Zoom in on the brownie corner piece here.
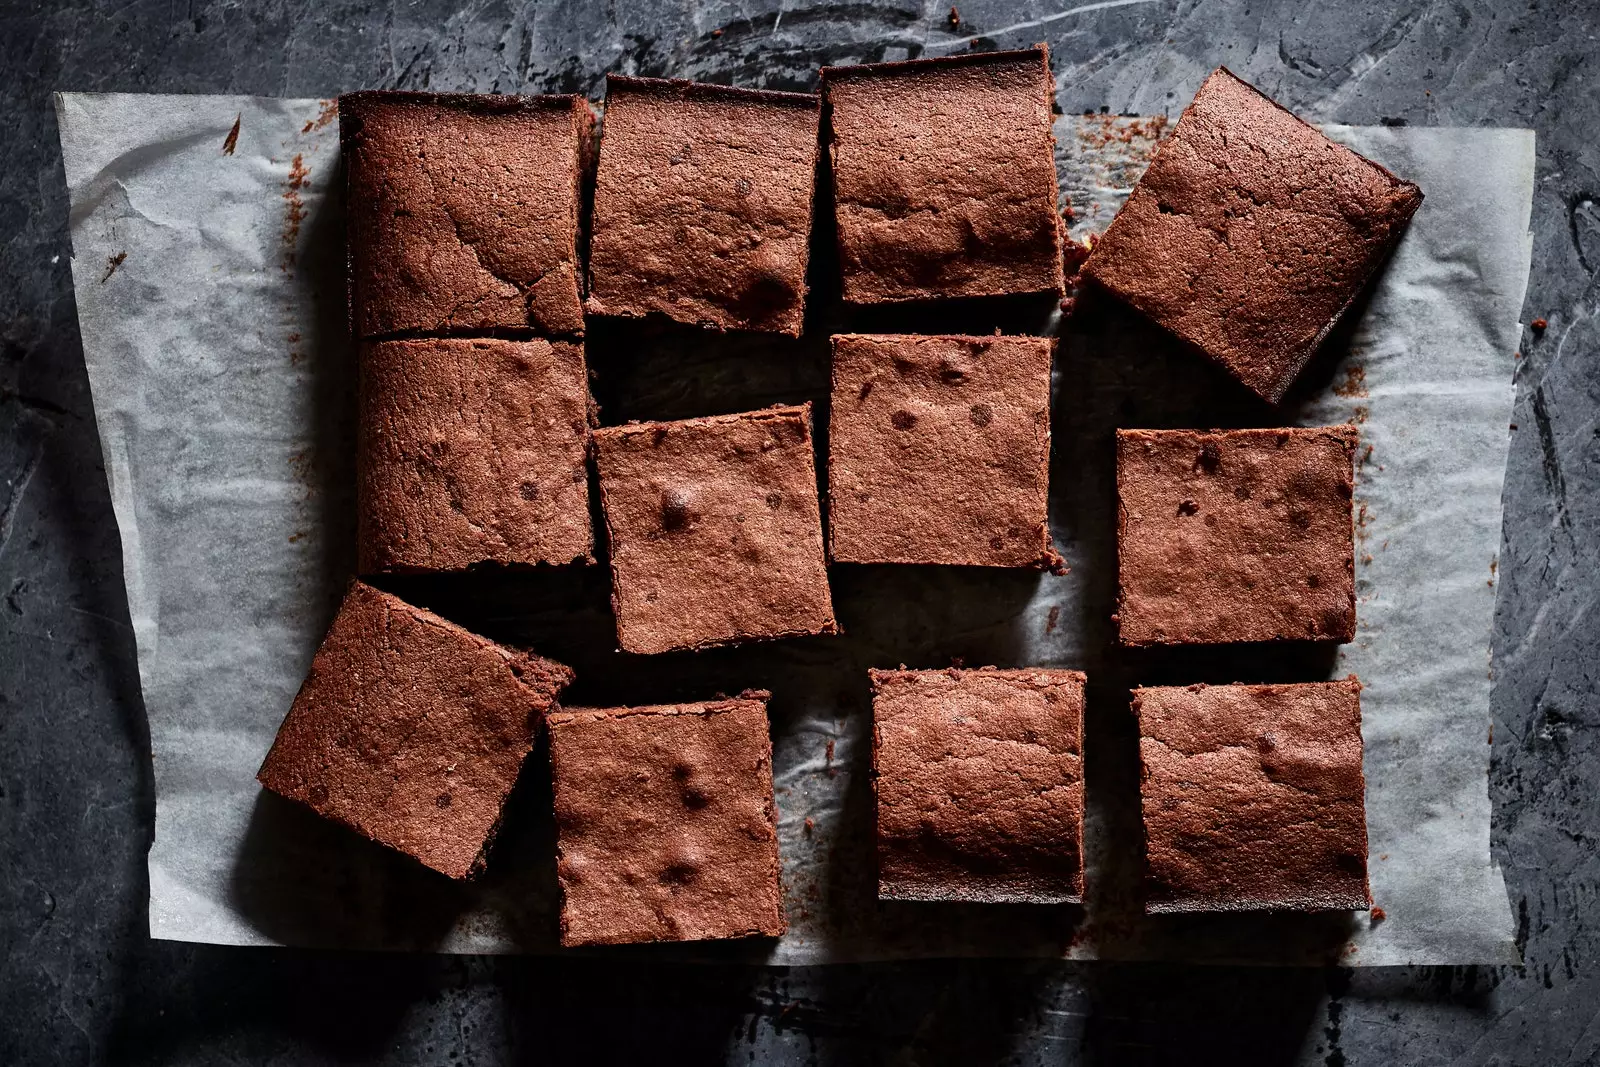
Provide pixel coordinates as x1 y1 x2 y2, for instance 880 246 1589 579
257 580 573 880
871 666 1086 903
548 695 784 946
593 404 836 655
822 47 1065 305
358 335 593 573
587 77 820 336
1135 678 1370 913
341 91 592 338
827 333 1057 567
1081 67 1423 403
1116 426 1356 646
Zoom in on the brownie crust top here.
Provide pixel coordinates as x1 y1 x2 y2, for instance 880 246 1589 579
1082 68 1424 403
358 336 593 573
1135 679 1370 913
257 581 573 880
823 47 1067 304
828 333 1057 568
1117 426 1357 646
593 404 837 656
871 667 1086 903
547 696 784 946
342 91 592 338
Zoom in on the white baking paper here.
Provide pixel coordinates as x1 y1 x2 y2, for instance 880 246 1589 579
58 92 1529 964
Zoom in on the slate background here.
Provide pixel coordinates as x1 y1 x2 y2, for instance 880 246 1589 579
2 0 1597 1063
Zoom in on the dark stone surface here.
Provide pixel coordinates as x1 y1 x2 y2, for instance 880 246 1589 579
1 0 1596 1062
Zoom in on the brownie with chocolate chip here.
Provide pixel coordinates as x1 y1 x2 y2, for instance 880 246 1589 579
1080 68 1423 403
1135 679 1370 913
592 404 836 655
872 666 1086 903
342 91 594 338
586 77 820 336
358 336 593 573
1116 426 1357 646
257 580 573 880
821 47 1066 305
828 333 1058 568
547 694 784 946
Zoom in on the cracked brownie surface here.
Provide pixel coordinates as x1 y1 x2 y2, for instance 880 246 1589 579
1081 67 1423 403
547 696 784 946
587 77 819 336
822 47 1066 305
257 581 573 880
593 404 836 656
358 336 593 573
828 333 1058 568
871 667 1085 903
1116 426 1357 646
342 91 592 338
1135 679 1370 913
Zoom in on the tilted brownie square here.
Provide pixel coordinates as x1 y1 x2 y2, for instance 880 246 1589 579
587 77 820 336
358 336 593 573
828 333 1058 568
1116 427 1357 646
1081 68 1423 403
258 581 573 880
342 91 593 338
1135 679 1370 913
872 667 1086 903
822 47 1066 305
593 404 837 655
548 695 784 946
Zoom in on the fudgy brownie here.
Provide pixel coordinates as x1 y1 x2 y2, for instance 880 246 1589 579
828 333 1058 568
358 336 593 573
1135 679 1370 913
587 77 820 336
1080 68 1424 403
342 91 593 338
1116 427 1357 646
257 581 573 880
822 47 1066 304
547 695 784 946
593 404 837 655
872 667 1086 903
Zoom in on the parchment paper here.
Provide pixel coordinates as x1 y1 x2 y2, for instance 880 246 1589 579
58 91 1530 964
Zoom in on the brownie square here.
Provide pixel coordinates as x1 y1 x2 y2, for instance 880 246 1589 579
547 695 784 946
587 77 820 336
1116 427 1356 646
593 404 837 655
828 333 1058 568
358 336 593 573
1081 68 1424 403
871 667 1086 903
342 91 593 339
822 47 1066 305
1135 679 1370 913
257 581 572 880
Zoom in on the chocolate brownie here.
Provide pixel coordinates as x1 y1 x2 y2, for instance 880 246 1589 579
828 333 1058 568
1116 427 1357 646
1080 68 1424 403
342 91 593 338
593 404 837 655
358 336 593 573
587 77 820 336
257 581 572 880
547 695 784 946
871 667 1085 903
1135 679 1370 912
822 47 1066 304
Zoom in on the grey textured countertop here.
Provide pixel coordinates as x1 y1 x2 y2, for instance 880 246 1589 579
2 1 1597 1063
